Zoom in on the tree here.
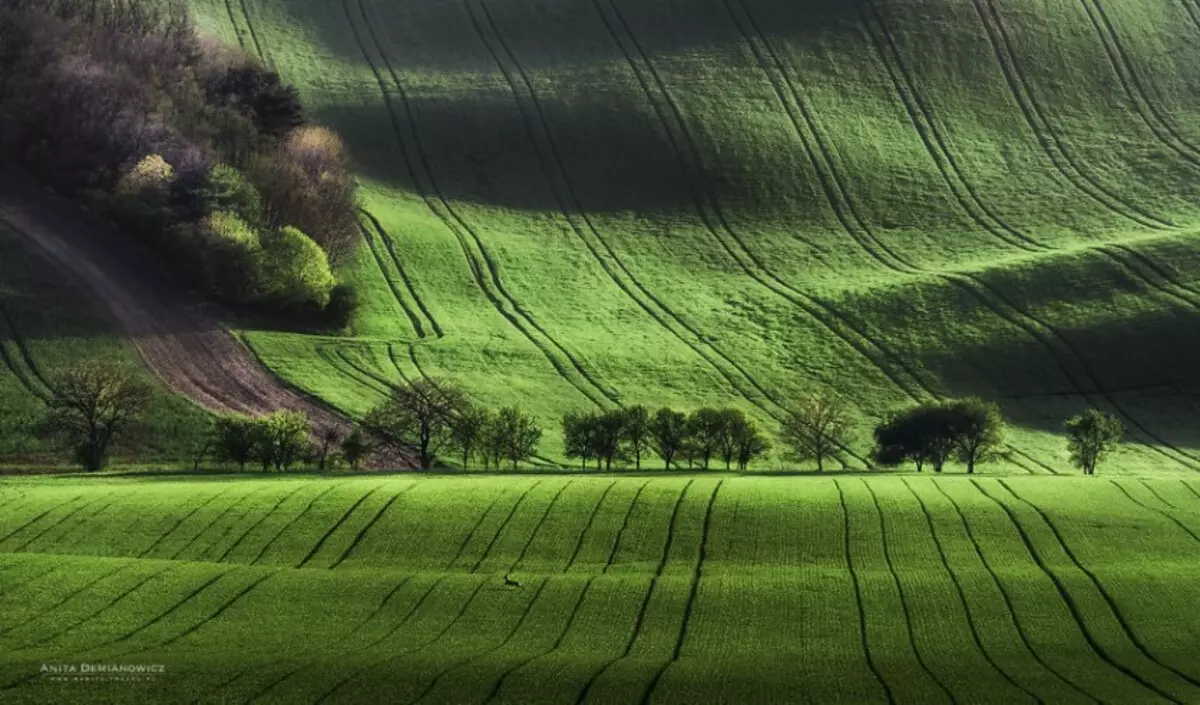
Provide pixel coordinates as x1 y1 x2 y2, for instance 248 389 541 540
38 362 151 472
649 407 687 470
716 408 750 470
449 403 490 470
316 425 341 471
687 408 726 470
621 405 652 470
252 410 310 471
872 402 965 473
340 427 372 471
258 225 336 309
493 407 543 470
780 392 853 472
562 411 596 471
733 418 770 471
591 409 628 471
212 415 258 471
1065 408 1123 475
948 398 1005 474
363 378 468 469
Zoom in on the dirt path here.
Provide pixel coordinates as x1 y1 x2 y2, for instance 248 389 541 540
0 171 350 437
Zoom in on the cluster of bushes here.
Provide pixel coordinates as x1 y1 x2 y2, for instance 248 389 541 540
200 411 373 472
0 0 358 326
562 406 770 471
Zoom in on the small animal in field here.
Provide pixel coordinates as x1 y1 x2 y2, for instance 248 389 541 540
503 575 522 588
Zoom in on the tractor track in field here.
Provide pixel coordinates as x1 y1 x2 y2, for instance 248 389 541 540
296 484 386 567
330 482 417 568
7 492 115 554
970 0 1174 230
1140 480 1193 512
484 576 596 704
231 573 436 703
138 486 240 559
0 564 64 606
447 488 514 570
857 0 1047 254
604 480 652 572
1080 0 1200 165
409 577 552 704
222 0 247 50
168 486 273 562
344 0 619 411
0 306 52 400
333 344 398 394
1182 480 1200 503
470 480 546 573
506 481 575 575
901 479 1045 704
316 577 490 704
55 496 121 552
0 175 353 440
999 480 1200 691
564 481 618 572
248 483 341 565
931 481 1101 703
642 480 724 703
574 479 693 705
730 0 1196 473
1185 0 1200 31
314 344 392 398
860 479 959 704
1108 480 1200 545
360 208 444 338
466 0 790 425
10 563 177 653
238 0 270 69
154 571 275 649
973 479 1188 703
214 483 308 563
834 479 896 704
0 494 84 546
0 563 134 639
359 210 440 340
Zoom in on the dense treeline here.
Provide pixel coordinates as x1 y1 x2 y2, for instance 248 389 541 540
0 0 358 325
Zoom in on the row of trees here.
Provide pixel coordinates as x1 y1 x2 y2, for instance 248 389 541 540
0 0 358 326
31 362 1126 475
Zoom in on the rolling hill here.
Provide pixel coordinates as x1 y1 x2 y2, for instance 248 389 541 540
165 0 1200 470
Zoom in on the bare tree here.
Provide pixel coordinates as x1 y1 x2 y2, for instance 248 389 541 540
780 392 853 472
39 362 151 472
364 378 468 469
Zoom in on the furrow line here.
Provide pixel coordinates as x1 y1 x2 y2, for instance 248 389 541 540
314 343 392 397
296 484 384 568
316 577 490 704
861 479 958 703
931 481 1101 702
155 572 275 648
470 480 546 573
339 0 612 409
7 493 112 553
641 480 724 703
329 482 416 569
1000 479 1200 690
507 481 575 575
1139 480 1186 511
603 480 652 572
0 563 133 638
222 0 247 50
239 0 269 68
1081 0 1200 165
901 478 1043 703
574 479 693 704
215 483 309 564
470 0 789 422
248 483 341 565
1108 480 1200 545
447 488 511 570
0 494 85 546
169 485 272 561
970 0 1174 229
410 578 552 705
361 207 444 338
137 486 239 559
564 480 618 572
359 218 427 339
972 479 1186 702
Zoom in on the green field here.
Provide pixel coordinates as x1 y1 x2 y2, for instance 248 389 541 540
0 474 1198 703
160 0 1200 469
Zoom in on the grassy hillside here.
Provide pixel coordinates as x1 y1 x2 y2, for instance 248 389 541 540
177 0 1200 470
0 224 210 464
1 474 1198 702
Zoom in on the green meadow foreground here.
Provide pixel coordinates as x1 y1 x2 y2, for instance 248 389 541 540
1 474 1199 703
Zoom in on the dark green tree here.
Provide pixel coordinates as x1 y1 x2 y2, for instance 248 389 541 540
621 405 652 470
649 407 687 470
1065 408 1123 475
364 378 468 469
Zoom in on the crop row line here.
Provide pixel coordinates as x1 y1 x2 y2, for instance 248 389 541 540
5 492 113 554
0 494 84 546
0 306 51 402
359 216 429 340
506 481 575 575
466 0 790 426
167 485 273 562
1079 0 1200 165
1107 480 1200 545
575 479 693 704
929 481 1099 702
604 480 653 572
314 343 393 398
564 480 618 572
137 486 240 559
0 563 134 639
470 480 546 573
248 483 341 565
296 483 385 567
345 0 618 409
330 482 418 569
239 0 270 69
214 483 309 563
971 479 1187 702
362 208 445 338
